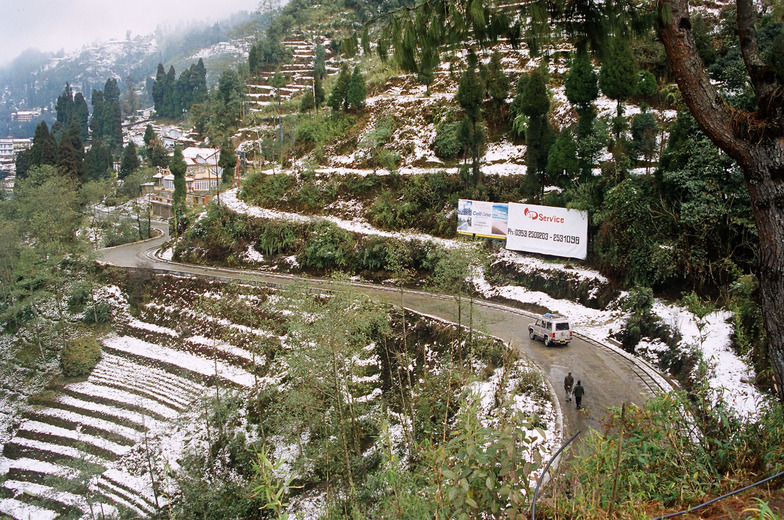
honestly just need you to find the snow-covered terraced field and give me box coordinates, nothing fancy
[0,284,264,519]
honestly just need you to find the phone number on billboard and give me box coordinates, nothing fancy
[509,230,580,244]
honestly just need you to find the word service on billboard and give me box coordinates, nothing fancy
[457,199,509,240]
[506,203,588,259]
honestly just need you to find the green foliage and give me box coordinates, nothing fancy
[433,121,465,160]
[554,394,784,517]
[118,141,140,179]
[61,336,102,377]
[346,66,367,111]
[328,63,352,112]
[630,110,659,164]
[299,220,354,269]
[599,38,639,105]
[436,400,538,519]
[546,128,579,188]
[170,146,187,207]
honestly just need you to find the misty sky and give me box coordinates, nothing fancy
[2,0,259,66]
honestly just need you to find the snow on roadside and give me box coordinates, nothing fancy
[654,303,763,418]
[222,188,458,248]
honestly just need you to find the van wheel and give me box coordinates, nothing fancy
[529,329,535,340]
[544,337,551,347]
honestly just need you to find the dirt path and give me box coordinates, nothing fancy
[100,222,673,439]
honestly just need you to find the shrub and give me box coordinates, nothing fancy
[299,220,354,269]
[61,336,102,377]
[68,283,91,313]
[433,121,464,159]
[83,302,112,324]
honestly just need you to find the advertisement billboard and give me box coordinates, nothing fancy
[457,199,508,239]
[506,203,588,259]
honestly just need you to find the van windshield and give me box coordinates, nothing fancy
[555,322,570,331]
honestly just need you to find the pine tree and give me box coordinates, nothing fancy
[456,50,485,185]
[170,146,187,208]
[119,142,141,179]
[313,74,325,109]
[66,122,85,183]
[346,66,367,111]
[520,68,555,200]
[599,38,638,119]
[73,93,90,142]
[314,44,327,80]
[57,134,80,181]
[218,145,237,184]
[30,122,57,167]
[328,63,351,111]
[300,89,315,113]
[486,51,510,104]
[152,63,166,114]
[55,83,74,126]
[143,124,156,158]
[90,89,105,138]
[84,141,113,181]
[546,129,579,188]
[565,51,599,139]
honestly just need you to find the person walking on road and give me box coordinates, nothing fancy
[573,380,585,410]
[563,372,574,402]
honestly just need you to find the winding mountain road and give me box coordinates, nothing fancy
[100,221,674,440]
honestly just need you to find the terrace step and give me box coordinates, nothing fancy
[96,353,206,397]
[95,472,158,516]
[61,384,177,422]
[14,427,125,462]
[2,480,87,518]
[35,393,151,431]
[0,497,58,520]
[2,436,101,467]
[22,408,140,446]
[93,486,150,518]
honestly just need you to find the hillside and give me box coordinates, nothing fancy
[2,0,784,517]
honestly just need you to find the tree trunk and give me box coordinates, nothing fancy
[658,0,784,402]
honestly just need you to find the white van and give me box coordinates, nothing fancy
[528,313,573,346]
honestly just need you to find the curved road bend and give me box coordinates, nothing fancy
[101,222,673,440]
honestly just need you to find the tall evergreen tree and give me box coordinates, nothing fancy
[170,146,186,201]
[565,51,599,139]
[328,63,351,111]
[599,38,638,119]
[72,92,90,142]
[546,128,580,188]
[519,68,555,200]
[346,66,367,111]
[218,145,237,184]
[90,89,105,138]
[456,50,485,185]
[314,44,327,80]
[152,63,166,114]
[84,141,113,181]
[143,124,156,160]
[30,122,57,167]
[119,142,141,179]
[313,74,325,109]
[486,51,510,105]
[57,134,80,181]
[55,83,74,127]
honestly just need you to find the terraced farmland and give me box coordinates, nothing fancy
[0,277,268,519]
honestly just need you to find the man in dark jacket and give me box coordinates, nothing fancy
[573,380,585,410]
[563,372,574,402]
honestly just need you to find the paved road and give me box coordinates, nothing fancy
[101,222,673,440]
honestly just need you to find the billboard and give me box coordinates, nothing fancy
[506,203,588,259]
[457,199,508,239]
